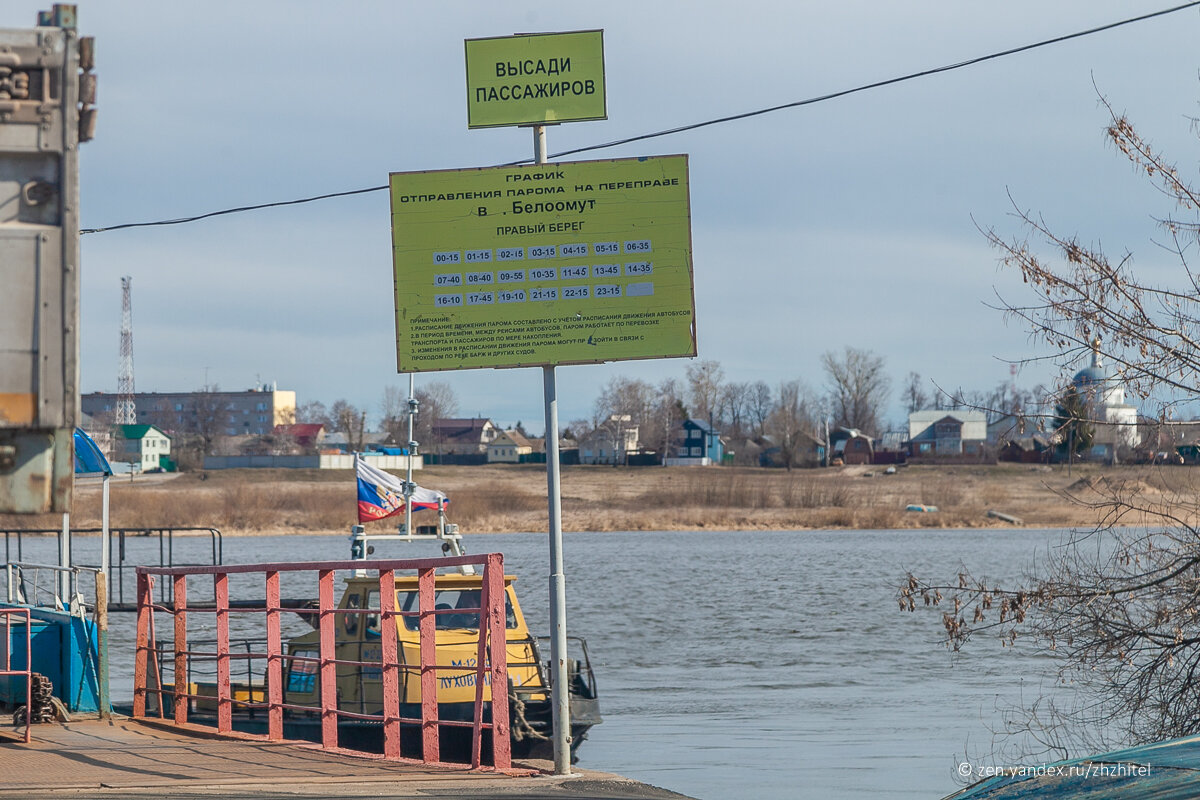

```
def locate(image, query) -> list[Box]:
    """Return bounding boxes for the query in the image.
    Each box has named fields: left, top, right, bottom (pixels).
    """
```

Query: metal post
left=265, top=571, right=283, bottom=740
left=534, top=123, right=571, bottom=775
left=58, top=513, right=70, bottom=607
left=96, top=571, right=109, bottom=719
left=100, top=474, right=110, bottom=586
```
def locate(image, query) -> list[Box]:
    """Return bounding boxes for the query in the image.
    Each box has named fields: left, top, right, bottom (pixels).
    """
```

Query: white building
left=115, top=424, right=172, bottom=471
left=1072, top=338, right=1139, bottom=459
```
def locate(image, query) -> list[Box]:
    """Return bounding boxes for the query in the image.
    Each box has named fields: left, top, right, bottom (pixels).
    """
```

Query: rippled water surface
left=18, top=528, right=1073, bottom=800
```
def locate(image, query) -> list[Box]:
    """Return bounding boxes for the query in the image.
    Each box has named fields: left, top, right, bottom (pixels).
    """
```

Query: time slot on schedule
left=434, top=293, right=463, bottom=307
left=561, top=265, right=589, bottom=280
left=562, top=286, right=590, bottom=300
left=466, top=292, right=494, bottom=305
left=465, top=271, right=494, bottom=285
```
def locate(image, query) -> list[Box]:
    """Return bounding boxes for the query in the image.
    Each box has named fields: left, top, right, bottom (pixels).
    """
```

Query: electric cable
left=80, top=1, right=1200, bottom=235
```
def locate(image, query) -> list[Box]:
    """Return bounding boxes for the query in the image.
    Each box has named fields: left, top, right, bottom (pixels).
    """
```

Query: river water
left=19, top=528, right=1076, bottom=800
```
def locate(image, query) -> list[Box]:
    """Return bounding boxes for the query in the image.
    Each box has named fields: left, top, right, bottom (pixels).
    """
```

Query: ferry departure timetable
left=389, top=155, right=695, bottom=372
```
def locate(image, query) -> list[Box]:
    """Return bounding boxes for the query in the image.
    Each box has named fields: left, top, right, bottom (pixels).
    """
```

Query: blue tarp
left=73, top=427, right=111, bottom=476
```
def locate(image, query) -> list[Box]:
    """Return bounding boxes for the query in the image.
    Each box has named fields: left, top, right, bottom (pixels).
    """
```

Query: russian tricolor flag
left=356, top=455, right=447, bottom=523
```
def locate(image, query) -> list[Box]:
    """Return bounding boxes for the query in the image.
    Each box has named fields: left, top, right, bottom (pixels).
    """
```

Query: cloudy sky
left=8, top=1, right=1200, bottom=431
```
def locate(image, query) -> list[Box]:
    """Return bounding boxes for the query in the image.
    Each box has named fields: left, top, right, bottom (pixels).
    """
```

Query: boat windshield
left=365, top=589, right=518, bottom=632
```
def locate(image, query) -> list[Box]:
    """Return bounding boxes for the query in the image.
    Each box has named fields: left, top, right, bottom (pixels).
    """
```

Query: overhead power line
left=81, top=1, right=1200, bottom=235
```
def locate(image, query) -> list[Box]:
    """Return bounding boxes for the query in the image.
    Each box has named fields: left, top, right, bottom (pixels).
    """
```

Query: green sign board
left=465, top=30, right=606, bottom=129
left=390, top=155, right=695, bottom=372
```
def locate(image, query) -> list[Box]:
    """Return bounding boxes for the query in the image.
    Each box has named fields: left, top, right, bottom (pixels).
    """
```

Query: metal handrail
left=0, top=609, right=32, bottom=743
left=0, top=565, right=110, bottom=720
left=5, top=562, right=100, bottom=611
left=0, top=527, right=222, bottom=609
left=133, top=555, right=511, bottom=770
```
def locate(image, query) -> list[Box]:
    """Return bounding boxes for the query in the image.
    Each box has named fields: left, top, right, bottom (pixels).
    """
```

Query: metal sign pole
left=535, top=123, right=571, bottom=776
left=405, top=373, right=415, bottom=535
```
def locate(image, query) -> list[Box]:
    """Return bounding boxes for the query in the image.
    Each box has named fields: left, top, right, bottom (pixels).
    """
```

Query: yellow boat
left=281, top=547, right=601, bottom=760
left=164, top=519, right=601, bottom=762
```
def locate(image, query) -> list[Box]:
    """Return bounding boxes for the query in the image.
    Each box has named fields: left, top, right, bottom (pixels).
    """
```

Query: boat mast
left=404, top=372, right=416, bottom=538
left=350, top=378, right=471, bottom=573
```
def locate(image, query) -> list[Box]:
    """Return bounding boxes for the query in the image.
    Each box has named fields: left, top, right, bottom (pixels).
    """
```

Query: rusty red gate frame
left=132, top=555, right=510, bottom=769
left=0, top=608, right=32, bottom=743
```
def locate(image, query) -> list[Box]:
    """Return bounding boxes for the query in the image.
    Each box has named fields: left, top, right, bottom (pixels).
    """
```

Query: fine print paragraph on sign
left=390, top=155, right=696, bottom=372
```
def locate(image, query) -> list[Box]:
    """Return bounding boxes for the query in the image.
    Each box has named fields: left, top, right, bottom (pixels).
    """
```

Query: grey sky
left=8, top=1, right=1199, bottom=431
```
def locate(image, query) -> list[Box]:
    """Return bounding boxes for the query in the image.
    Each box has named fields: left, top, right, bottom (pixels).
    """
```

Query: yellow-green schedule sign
left=390, top=155, right=696, bottom=372
left=465, top=30, right=606, bottom=128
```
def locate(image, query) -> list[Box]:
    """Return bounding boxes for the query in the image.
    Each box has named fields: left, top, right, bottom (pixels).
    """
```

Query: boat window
left=396, top=589, right=518, bottom=631
left=364, top=590, right=380, bottom=636
left=344, top=592, right=360, bottom=636
left=286, top=648, right=318, bottom=693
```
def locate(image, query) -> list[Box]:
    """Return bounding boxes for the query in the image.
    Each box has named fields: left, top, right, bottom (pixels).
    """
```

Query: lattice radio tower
left=116, top=276, right=136, bottom=424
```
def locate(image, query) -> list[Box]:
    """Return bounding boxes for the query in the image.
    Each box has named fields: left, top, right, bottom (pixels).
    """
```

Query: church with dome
left=1071, top=337, right=1139, bottom=460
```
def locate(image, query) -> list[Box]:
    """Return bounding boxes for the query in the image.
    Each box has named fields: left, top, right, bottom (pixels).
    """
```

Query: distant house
left=829, top=427, right=873, bottom=465
left=664, top=419, right=723, bottom=466
left=998, top=433, right=1055, bottom=463
left=432, top=418, right=500, bottom=455
left=578, top=419, right=640, bottom=465
left=907, top=410, right=987, bottom=457
left=114, top=424, right=172, bottom=471
left=757, top=432, right=825, bottom=468
left=488, top=430, right=534, bottom=463
left=273, top=423, right=325, bottom=452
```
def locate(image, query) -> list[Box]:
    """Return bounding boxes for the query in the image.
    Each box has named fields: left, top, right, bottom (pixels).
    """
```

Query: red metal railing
left=132, top=555, right=510, bottom=769
left=0, top=609, right=32, bottom=743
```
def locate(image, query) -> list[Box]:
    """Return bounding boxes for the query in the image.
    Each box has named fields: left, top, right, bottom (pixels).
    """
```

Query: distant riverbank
left=6, top=462, right=1196, bottom=536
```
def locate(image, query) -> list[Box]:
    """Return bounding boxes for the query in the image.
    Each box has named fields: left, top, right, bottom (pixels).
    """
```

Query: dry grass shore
left=6, top=462, right=1200, bottom=537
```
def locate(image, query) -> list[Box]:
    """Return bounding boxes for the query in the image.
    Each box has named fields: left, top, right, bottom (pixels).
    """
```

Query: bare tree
left=903, top=88, right=1200, bottom=759
left=685, top=359, right=724, bottom=422
left=821, top=347, right=891, bottom=435
left=595, top=376, right=655, bottom=428
left=766, top=380, right=819, bottom=470
left=748, top=380, right=773, bottom=437
left=414, top=381, right=458, bottom=454
left=380, top=386, right=407, bottom=443
left=190, top=384, right=231, bottom=456
left=296, top=400, right=332, bottom=428
left=330, top=399, right=366, bottom=453
left=717, top=381, right=753, bottom=440
left=904, top=371, right=929, bottom=414
left=628, top=377, right=689, bottom=458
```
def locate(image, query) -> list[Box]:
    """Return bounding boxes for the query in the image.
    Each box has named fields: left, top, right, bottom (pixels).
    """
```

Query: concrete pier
left=0, top=717, right=695, bottom=800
